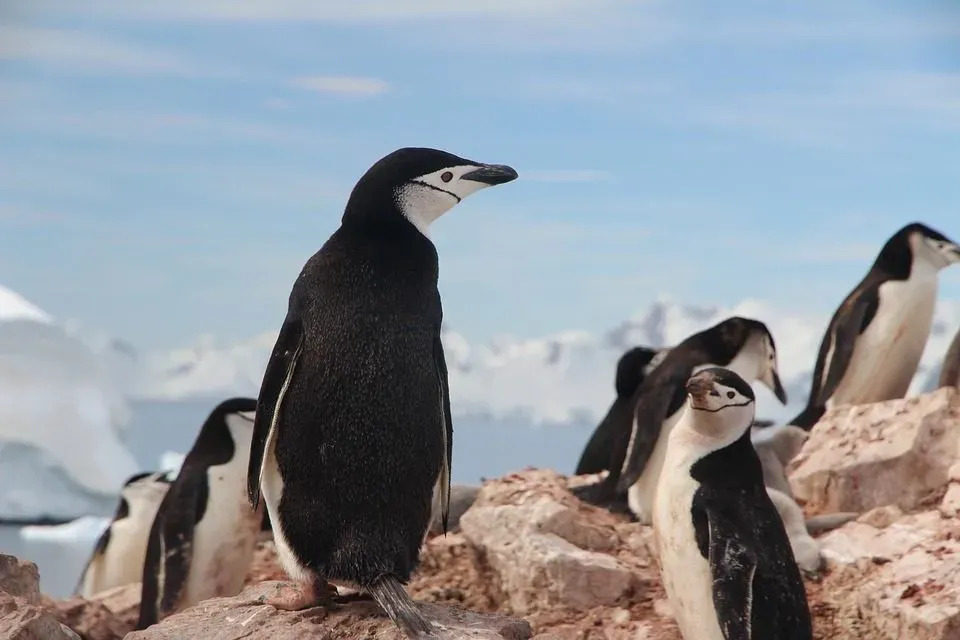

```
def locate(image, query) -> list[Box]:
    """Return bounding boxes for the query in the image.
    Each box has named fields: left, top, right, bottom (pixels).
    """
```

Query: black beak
left=461, top=164, right=518, bottom=186
left=772, top=371, right=788, bottom=405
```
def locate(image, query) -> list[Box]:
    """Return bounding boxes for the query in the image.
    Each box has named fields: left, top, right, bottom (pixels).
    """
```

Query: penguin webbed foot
left=255, top=580, right=335, bottom=611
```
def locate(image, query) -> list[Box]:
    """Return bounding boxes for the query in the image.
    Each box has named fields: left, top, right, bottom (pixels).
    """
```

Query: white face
left=225, top=410, right=256, bottom=445
left=757, top=333, right=787, bottom=404
left=914, top=232, right=960, bottom=271
left=395, top=165, right=499, bottom=235
left=686, top=374, right=757, bottom=445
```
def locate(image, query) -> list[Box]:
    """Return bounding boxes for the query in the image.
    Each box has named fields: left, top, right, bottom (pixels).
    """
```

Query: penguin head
left=684, top=367, right=757, bottom=442
left=756, top=327, right=788, bottom=405
left=343, top=147, right=518, bottom=235
left=197, top=397, right=257, bottom=453
left=905, top=223, right=960, bottom=270
left=119, top=471, right=170, bottom=512
left=706, top=317, right=788, bottom=405
left=614, top=346, right=663, bottom=398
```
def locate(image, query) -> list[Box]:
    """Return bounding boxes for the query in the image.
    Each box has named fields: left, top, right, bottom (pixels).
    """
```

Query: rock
left=0, top=554, right=81, bottom=640
left=124, top=581, right=532, bottom=640
left=858, top=505, right=904, bottom=529
left=789, top=388, right=960, bottom=514
left=429, top=485, right=482, bottom=535
left=46, top=583, right=140, bottom=640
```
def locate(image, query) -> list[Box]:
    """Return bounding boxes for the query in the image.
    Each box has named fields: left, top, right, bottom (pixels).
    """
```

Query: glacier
left=0, top=286, right=138, bottom=522
left=130, top=295, right=960, bottom=426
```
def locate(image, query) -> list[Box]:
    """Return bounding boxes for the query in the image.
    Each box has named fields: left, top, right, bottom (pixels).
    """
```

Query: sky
left=1, top=0, right=960, bottom=350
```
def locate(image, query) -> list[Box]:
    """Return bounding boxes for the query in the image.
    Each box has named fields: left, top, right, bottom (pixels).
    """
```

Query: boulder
left=46, top=583, right=140, bottom=640
left=0, top=554, right=81, bottom=640
left=429, top=484, right=482, bottom=535
left=124, top=581, right=532, bottom=640
left=789, top=388, right=960, bottom=514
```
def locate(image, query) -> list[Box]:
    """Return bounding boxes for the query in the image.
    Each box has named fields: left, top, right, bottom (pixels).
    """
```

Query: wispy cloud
left=0, top=26, right=190, bottom=75
left=291, top=76, right=389, bottom=97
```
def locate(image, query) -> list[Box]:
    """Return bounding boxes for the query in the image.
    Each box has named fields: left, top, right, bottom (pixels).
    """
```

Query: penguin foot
left=259, top=581, right=333, bottom=611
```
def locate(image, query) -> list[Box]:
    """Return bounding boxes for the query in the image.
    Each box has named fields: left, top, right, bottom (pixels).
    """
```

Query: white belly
left=829, top=277, right=937, bottom=408
left=181, top=459, right=261, bottom=608
left=653, top=433, right=725, bottom=640
left=81, top=515, right=155, bottom=597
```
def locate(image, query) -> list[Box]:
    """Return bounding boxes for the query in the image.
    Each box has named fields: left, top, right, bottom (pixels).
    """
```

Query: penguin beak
left=461, top=164, right=518, bottom=186
left=948, top=243, right=960, bottom=263
left=685, top=373, right=717, bottom=406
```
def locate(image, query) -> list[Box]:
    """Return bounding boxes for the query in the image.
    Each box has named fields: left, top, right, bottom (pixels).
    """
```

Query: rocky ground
left=2, top=387, right=959, bottom=639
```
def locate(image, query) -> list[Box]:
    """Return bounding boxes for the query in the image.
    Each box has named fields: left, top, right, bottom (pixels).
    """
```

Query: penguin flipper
left=693, top=493, right=757, bottom=640
left=73, top=524, right=110, bottom=596
left=574, top=397, right=627, bottom=475
left=137, top=472, right=208, bottom=629
left=433, top=333, right=453, bottom=533
left=815, top=288, right=879, bottom=408
left=248, top=314, right=304, bottom=508
left=616, top=366, right=690, bottom=492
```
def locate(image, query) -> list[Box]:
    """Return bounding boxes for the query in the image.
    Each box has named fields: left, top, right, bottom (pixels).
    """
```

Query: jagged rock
left=124, top=581, right=532, bottom=640
left=789, top=388, right=960, bottom=514
left=460, top=473, right=634, bottom=613
left=818, top=511, right=960, bottom=639
left=0, top=554, right=81, bottom=640
left=46, top=583, right=140, bottom=640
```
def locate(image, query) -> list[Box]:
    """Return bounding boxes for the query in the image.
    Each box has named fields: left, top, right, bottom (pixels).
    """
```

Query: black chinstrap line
left=690, top=400, right=754, bottom=413
left=410, top=179, right=461, bottom=202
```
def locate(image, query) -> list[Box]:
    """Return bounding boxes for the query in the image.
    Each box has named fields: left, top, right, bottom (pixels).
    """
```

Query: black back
left=789, top=222, right=954, bottom=429
left=137, top=397, right=255, bottom=629
left=690, top=431, right=812, bottom=639
left=574, top=346, right=661, bottom=475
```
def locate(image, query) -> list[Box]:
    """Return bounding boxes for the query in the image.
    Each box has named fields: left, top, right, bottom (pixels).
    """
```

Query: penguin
left=939, top=326, right=960, bottom=389
left=750, top=424, right=809, bottom=498
left=75, top=471, right=171, bottom=599
left=245, top=147, right=517, bottom=638
left=136, top=397, right=261, bottom=629
left=653, top=367, right=812, bottom=640
left=580, top=316, right=788, bottom=524
left=791, top=222, right=960, bottom=430
left=574, top=345, right=667, bottom=476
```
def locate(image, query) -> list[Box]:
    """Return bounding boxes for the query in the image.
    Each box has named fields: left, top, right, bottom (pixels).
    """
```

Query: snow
left=129, top=295, right=960, bottom=426
left=0, top=288, right=137, bottom=521
left=20, top=515, right=109, bottom=543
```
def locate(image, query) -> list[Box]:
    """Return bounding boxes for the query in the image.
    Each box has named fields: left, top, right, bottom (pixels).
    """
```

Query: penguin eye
left=441, top=171, right=453, bottom=183
left=727, top=391, right=735, bottom=399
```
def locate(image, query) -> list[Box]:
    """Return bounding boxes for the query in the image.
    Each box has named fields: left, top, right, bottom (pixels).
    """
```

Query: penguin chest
left=627, top=409, right=684, bottom=524
left=98, top=513, right=155, bottom=591
left=653, top=452, right=724, bottom=640
left=830, top=277, right=937, bottom=407
left=183, top=462, right=261, bottom=606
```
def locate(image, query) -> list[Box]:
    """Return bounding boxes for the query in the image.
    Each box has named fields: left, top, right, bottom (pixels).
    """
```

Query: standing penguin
left=939, top=326, right=960, bottom=389
left=600, top=317, right=787, bottom=524
left=75, top=471, right=171, bottom=599
left=654, top=368, right=811, bottom=640
left=791, top=222, right=960, bottom=429
left=574, top=345, right=667, bottom=475
left=246, top=147, right=517, bottom=637
left=136, top=398, right=260, bottom=629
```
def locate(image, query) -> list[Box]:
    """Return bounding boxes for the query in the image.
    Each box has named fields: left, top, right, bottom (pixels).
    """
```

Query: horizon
left=2, top=0, right=960, bottom=350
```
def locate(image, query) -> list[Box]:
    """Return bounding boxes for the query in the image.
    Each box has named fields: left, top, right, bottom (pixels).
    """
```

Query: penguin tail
left=368, top=575, right=435, bottom=638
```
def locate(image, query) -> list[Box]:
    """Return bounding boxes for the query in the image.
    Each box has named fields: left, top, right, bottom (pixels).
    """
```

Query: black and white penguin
left=574, top=345, right=667, bottom=476
left=608, top=317, right=788, bottom=524
left=791, top=222, right=960, bottom=429
left=939, top=326, right=960, bottom=389
left=75, top=471, right=171, bottom=599
left=136, top=398, right=260, bottom=629
left=654, top=367, right=811, bottom=640
left=246, top=147, right=517, bottom=637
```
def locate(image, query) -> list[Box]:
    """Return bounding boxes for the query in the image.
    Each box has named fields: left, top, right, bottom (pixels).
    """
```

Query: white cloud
left=291, top=76, right=390, bottom=97
left=0, top=26, right=189, bottom=75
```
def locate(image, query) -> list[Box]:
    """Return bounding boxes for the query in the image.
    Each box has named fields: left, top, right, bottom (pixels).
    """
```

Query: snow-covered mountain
left=0, top=285, right=138, bottom=521
left=129, top=296, right=960, bottom=426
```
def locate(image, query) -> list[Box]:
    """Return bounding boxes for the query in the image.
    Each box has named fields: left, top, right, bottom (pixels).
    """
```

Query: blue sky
left=2, top=0, right=959, bottom=349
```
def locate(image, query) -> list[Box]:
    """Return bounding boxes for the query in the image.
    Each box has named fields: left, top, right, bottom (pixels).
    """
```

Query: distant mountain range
left=112, top=296, right=960, bottom=426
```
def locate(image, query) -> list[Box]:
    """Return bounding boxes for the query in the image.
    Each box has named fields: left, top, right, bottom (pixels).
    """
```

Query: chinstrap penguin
left=583, top=316, right=787, bottom=524
left=654, top=367, right=812, bottom=640
left=791, top=222, right=960, bottom=430
left=136, top=398, right=261, bottom=629
left=575, top=345, right=667, bottom=477
left=76, top=471, right=171, bottom=599
left=246, top=147, right=517, bottom=638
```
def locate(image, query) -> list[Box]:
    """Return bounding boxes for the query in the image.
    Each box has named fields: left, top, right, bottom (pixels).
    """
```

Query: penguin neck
left=688, top=428, right=764, bottom=488
left=720, top=334, right=763, bottom=383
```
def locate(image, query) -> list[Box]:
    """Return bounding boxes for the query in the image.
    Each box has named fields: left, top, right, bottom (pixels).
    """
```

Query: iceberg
left=0, top=286, right=138, bottom=521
